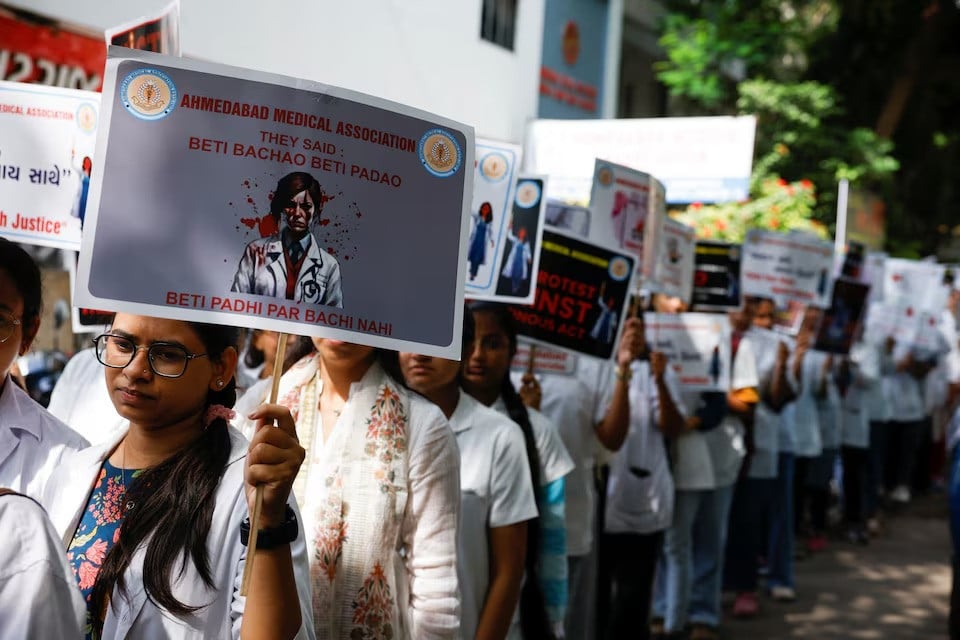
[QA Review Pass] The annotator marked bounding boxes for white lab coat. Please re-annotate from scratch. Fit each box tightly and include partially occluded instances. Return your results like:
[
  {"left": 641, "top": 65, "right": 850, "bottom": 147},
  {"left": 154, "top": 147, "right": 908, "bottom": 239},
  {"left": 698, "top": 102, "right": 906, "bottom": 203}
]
[
  {"left": 42, "top": 426, "right": 316, "bottom": 640},
  {"left": 0, "top": 375, "right": 88, "bottom": 500},
  {"left": 231, "top": 235, "right": 343, "bottom": 307},
  {"left": 0, "top": 492, "right": 85, "bottom": 639},
  {"left": 47, "top": 348, "right": 126, "bottom": 446}
]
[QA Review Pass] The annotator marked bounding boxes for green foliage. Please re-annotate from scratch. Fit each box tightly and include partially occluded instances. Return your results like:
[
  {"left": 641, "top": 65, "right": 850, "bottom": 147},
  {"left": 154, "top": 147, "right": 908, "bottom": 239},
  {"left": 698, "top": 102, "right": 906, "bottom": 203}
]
[
  {"left": 738, "top": 79, "right": 899, "bottom": 223},
  {"left": 655, "top": 1, "right": 838, "bottom": 107},
  {"left": 671, "top": 177, "right": 827, "bottom": 243}
]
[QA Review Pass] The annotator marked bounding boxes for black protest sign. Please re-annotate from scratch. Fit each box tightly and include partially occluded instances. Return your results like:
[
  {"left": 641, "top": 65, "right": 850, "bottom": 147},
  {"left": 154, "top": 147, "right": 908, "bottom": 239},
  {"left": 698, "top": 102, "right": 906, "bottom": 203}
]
[
  {"left": 506, "top": 228, "right": 635, "bottom": 360},
  {"left": 813, "top": 279, "right": 870, "bottom": 354},
  {"left": 692, "top": 241, "right": 741, "bottom": 310}
]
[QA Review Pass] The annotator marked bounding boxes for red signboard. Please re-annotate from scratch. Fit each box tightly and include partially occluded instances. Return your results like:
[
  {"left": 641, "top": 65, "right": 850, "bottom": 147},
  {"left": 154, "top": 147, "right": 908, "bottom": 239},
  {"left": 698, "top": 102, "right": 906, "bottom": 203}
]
[{"left": 0, "top": 4, "right": 105, "bottom": 91}]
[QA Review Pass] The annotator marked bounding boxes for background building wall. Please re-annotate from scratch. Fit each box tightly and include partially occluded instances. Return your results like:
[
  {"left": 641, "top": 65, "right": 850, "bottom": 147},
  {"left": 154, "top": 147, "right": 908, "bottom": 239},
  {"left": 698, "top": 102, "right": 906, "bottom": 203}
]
[{"left": 15, "top": 0, "right": 546, "bottom": 142}]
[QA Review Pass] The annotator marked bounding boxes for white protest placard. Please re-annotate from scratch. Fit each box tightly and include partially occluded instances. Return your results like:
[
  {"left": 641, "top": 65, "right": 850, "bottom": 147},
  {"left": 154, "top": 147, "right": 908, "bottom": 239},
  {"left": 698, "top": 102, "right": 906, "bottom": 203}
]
[
  {"left": 882, "top": 258, "right": 947, "bottom": 313},
  {"left": 524, "top": 115, "right": 756, "bottom": 204},
  {"left": 741, "top": 229, "right": 834, "bottom": 308},
  {"left": 0, "top": 81, "right": 99, "bottom": 250},
  {"left": 464, "top": 138, "right": 521, "bottom": 298},
  {"left": 510, "top": 341, "right": 578, "bottom": 376},
  {"left": 642, "top": 215, "right": 696, "bottom": 304},
  {"left": 76, "top": 49, "right": 474, "bottom": 358},
  {"left": 587, "top": 159, "right": 666, "bottom": 272},
  {"left": 644, "top": 312, "right": 732, "bottom": 391},
  {"left": 864, "top": 302, "right": 926, "bottom": 349}
]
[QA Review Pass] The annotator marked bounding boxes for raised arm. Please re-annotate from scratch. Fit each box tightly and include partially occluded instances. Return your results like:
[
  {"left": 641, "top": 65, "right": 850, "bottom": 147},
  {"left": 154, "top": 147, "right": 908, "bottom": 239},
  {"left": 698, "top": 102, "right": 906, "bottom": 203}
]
[
  {"left": 240, "top": 404, "right": 309, "bottom": 640},
  {"left": 595, "top": 317, "right": 645, "bottom": 451},
  {"left": 652, "top": 351, "right": 687, "bottom": 438}
]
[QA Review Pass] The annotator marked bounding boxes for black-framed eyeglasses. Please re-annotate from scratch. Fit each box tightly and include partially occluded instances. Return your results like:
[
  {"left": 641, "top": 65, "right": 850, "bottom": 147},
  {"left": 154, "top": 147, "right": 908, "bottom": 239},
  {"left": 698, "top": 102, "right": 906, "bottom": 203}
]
[
  {"left": 93, "top": 334, "right": 208, "bottom": 379},
  {"left": 0, "top": 310, "right": 22, "bottom": 344}
]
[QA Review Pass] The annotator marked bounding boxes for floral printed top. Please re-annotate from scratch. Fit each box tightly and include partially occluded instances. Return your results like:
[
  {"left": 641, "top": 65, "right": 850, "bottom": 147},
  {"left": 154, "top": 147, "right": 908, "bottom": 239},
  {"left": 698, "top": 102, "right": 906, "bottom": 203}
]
[{"left": 67, "top": 460, "right": 142, "bottom": 640}]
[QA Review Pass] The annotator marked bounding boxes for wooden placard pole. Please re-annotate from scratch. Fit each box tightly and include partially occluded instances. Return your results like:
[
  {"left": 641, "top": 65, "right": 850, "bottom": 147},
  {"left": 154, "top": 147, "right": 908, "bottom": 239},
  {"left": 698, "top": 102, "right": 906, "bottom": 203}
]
[{"left": 240, "top": 332, "right": 289, "bottom": 596}]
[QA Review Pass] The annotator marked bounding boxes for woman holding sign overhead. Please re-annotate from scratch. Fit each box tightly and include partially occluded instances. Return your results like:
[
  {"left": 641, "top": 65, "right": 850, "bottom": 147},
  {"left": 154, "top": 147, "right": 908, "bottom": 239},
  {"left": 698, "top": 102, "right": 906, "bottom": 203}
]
[
  {"left": 235, "top": 338, "right": 461, "bottom": 639},
  {"left": 42, "top": 314, "right": 314, "bottom": 639}
]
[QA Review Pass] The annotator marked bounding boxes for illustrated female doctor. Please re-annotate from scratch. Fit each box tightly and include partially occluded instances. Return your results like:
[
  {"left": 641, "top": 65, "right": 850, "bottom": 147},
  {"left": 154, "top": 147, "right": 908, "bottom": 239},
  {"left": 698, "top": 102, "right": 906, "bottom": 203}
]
[
  {"left": 232, "top": 171, "right": 343, "bottom": 308},
  {"left": 42, "top": 314, "right": 314, "bottom": 639},
  {"left": 0, "top": 238, "right": 89, "bottom": 499}
]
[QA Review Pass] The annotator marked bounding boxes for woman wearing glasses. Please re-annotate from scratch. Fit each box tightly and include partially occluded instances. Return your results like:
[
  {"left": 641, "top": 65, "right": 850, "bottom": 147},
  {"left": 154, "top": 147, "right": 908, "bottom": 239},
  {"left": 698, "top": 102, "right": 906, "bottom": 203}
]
[
  {"left": 41, "top": 313, "right": 315, "bottom": 639},
  {"left": 0, "top": 238, "right": 88, "bottom": 499}
]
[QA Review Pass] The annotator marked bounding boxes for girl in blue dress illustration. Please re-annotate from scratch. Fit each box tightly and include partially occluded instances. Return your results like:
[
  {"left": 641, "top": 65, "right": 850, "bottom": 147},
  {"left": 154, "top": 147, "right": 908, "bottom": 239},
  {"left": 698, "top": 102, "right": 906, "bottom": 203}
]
[
  {"left": 501, "top": 225, "right": 533, "bottom": 294},
  {"left": 468, "top": 202, "right": 495, "bottom": 281}
]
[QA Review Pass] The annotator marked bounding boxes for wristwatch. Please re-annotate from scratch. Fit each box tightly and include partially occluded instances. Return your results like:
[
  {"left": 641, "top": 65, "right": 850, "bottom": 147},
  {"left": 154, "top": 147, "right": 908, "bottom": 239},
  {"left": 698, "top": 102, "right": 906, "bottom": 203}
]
[{"left": 240, "top": 505, "right": 299, "bottom": 549}]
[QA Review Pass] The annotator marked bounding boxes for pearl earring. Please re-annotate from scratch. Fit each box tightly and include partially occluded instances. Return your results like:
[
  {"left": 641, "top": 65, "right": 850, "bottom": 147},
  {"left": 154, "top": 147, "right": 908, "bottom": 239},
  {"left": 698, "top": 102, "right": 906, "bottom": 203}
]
[{"left": 217, "top": 378, "right": 224, "bottom": 387}]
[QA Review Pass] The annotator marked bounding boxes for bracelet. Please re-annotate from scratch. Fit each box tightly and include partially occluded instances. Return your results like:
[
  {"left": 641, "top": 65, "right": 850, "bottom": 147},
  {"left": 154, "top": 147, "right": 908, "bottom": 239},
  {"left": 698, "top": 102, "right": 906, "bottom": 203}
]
[
  {"left": 615, "top": 365, "right": 632, "bottom": 383},
  {"left": 240, "top": 505, "right": 299, "bottom": 550}
]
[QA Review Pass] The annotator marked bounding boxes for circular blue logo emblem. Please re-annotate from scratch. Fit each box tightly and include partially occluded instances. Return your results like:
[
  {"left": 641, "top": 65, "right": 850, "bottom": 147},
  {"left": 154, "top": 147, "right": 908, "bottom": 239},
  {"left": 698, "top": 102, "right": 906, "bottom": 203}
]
[
  {"left": 418, "top": 128, "right": 462, "bottom": 178},
  {"left": 608, "top": 256, "right": 631, "bottom": 282},
  {"left": 119, "top": 68, "right": 178, "bottom": 121},
  {"left": 479, "top": 152, "right": 509, "bottom": 182},
  {"left": 515, "top": 180, "right": 542, "bottom": 208}
]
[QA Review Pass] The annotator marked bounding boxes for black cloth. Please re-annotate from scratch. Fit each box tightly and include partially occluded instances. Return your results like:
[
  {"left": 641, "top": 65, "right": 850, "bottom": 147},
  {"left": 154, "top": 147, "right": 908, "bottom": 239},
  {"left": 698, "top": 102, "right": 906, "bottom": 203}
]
[{"left": 600, "top": 531, "right": 664, "bottom": 640}]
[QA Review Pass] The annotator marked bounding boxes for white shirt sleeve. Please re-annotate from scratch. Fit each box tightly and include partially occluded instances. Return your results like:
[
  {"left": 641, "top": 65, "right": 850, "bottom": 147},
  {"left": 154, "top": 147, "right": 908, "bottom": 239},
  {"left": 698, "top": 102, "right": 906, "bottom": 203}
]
[
  {"left": 0, "top": 495, "right": 85, "bottom": 640},
  {"left": 489, "top": 424, "right": 539, "bottom": 528},
  {"left": 402, "top": 403, "right": 461, "bottom": 639},
  {"left": 528, "top": 409, "right": 575, "bottom": 485},
  {"left": 732, "top": 337, "right": 760, "bottom": 390}
]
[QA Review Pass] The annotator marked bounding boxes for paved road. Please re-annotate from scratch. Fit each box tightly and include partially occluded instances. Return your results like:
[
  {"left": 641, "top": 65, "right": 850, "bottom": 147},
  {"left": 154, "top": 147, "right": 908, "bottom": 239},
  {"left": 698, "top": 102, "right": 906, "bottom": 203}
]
[{"left": 722, "top": 495, "right": 951, "bottom": 639}]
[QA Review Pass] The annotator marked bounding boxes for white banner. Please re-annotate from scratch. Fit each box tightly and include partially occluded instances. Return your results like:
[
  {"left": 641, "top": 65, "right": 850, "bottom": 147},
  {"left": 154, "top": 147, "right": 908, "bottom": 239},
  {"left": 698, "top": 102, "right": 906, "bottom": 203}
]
[
  {"left": 741, "top": 229, "right": 834, "bottom": 308},
  {"left": 0, "top": 80, "right": 99, "bottom": 250},
  {"left": 644, "top": 312, "right": 732, "bottom": 391},
  {"left": 524, "top": 115, "right": 756, "bottom": 204}
]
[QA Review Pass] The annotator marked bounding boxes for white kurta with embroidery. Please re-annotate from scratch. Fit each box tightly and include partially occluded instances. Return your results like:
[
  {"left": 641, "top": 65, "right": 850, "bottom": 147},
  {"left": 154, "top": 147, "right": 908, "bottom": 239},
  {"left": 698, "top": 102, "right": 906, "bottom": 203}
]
[{"left": 236, "top": 356, "right": 461, "bottom": 639}]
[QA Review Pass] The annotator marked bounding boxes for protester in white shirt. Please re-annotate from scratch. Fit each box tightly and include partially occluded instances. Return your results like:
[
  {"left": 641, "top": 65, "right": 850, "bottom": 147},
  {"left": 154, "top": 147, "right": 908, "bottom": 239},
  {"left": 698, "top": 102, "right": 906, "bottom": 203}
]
[
  {"left": 398, "top": 310, "right": 538, "bottom": 640},
  {"left": 602, "top": 310, "right": 686, "bottom": 640},
  {"left": 43, "top": 315, "right": 313, "bottom": 639},
  {"left": 726, "top": 297, "right": 795, "bottom": 618},
  {"left": 0, "top": 239, "right": 88, "bottom": 499},
  {"left": 0, "top": 490, "right": 85, "bottom": 639},
  {"left": 653, "top": 301, "right": 759, "bottom": 640},
  {"left": 839, "top": 336, "right": 881, "bottom": 544},
  {"left": 463, "top": 303, "right": 575, "bottom": 640},
  {"left": 885, "top": 340, "right": 938, "bottom": 503},
  {"left": 235, "top": 339, "right": 460, "bottom": 639},
  {"left": 864, "top": 336, "right": 895, "bottom": 534},
  {"left": 511, "top": 319, "right": 646, "bottom": 640},
  {"left": 792, "top": 308, "right": 833, "bottom": 554}
]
